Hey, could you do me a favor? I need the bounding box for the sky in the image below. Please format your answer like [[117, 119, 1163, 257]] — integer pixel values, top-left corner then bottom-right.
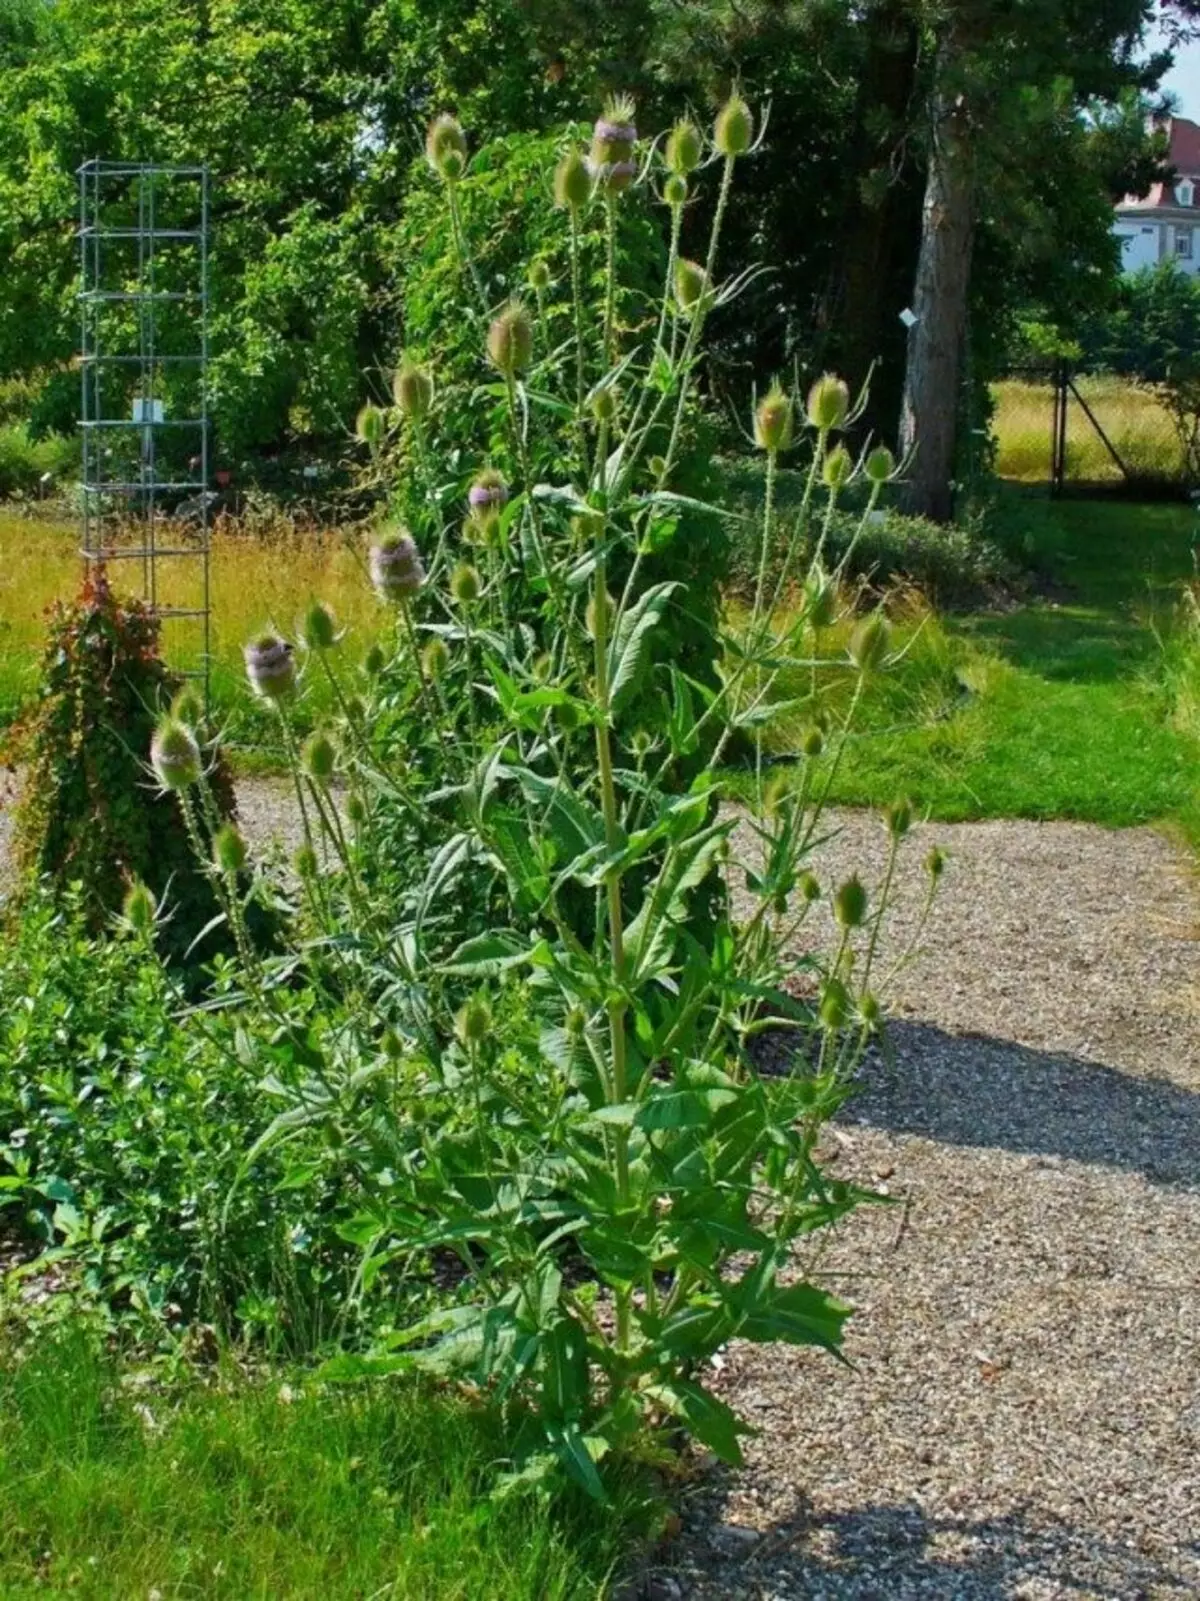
[[1152, 22, 1200, 116]]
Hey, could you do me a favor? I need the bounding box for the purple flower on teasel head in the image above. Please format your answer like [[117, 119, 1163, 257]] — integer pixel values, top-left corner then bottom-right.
[[244, 633, 297, 700], [468, 469, 508, 513], [590, 94, 638, 193], [369, 531, 425, 601]]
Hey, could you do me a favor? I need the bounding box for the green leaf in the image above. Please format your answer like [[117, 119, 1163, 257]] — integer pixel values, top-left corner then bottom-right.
[[637, 1087, 738, 1131], [442, 930, 534, 975], [643, 1378, 749, 1465], [541, 1317, 590, 1421], [545, 1421, 609, 1501], [734, 1279, 853, 1355], [608, 582, 680, 711]]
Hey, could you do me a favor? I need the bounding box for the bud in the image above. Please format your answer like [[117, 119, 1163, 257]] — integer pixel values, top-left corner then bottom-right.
[[343, 694, 365, 725], [674, 258, 709, 314], [802, 726, 824, 758], [346, 792, 367, 827], [926, 845, 946, 881], [754, 383, 794, 453], [819, 979, 850, 1031], [381, 1027, 404, 1060], [150, 718, 202, 790], [804, 567, 836, 629], [213, 823, 248, 875], [666, 118, 703, 175], [860, 992, 882, 1031], [799, 871, 821, 903], [865, 444, 896, 485], [450, 562, 481, 605], [807, 373, 850, 433], [421, 637, 450, 679], [487, 301, 534, 376], [122, 880, 157, 935], [370, 531, 425, 601], [554, 699, 581, 732], [586, 588, 614, 639], [356, 402, 385, 451], [244, 633, 297, 700], [455, 994, 492, 1046], [528, 259, 552, 293], [425, 113, 467, 181], [590, 385, 617, 423], [849, 614, 891, 673], [303, 601, 337, 652], [565, 1005, 587, 1037], [834, 874, 868, 929], [554, 148, 593, 211], [590, 94, 638, 193], [714, 95, 753, 158], [663, 173, 688, 208], [293, 844, 318, 879], [302, 731, 336, 784], [364, 643, 386, 677], [822, 444, 854, 491], [648, 454, 667, 480], [392, 358, 433, 420], [170, 684, 204, 727], [885, 798, 912, 839]]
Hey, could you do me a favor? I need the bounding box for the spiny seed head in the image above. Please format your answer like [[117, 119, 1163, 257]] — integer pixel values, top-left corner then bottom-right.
[[754, 382, 794, 453], [364, 643, 385, 677], [674, 257, 709, 314], [571, 509, 604, 544], [822, 443, 855, 491], [293, 844, 318, 879], [799, 871, 821, 903], [663, 172, 688, 208], [303, 601, 337, 651], [421, 636, 450, 678], [802, 725, 824, 758], [346, 792, 366, 826], [122, 880, 157, 934], [213, 822, 248, 874], [393, 357, 434, 420], [714, 94, 754, 157], [425, 113, 467, 181], [381, 1027, 404, 1060], [370, 530, 425, 601], [565, 1004, 588, 1037], [820, 979, 850, 1031], [356, 402, 385, 450], [528, 259, 551, 292], [807, 373, 850, 433], [554, 147, 593, 211], [666, 118, 703, 175], [849, 614, 891, 673], [244, 633, 297, 699], [302, 731, 337, 784], [860, 992, 882, 1030], [586, 588, 614, 639], [804, 567, 836, 629], [648, 454, 667, 480], [468, 467, 508, 523], [590, 94, 638, 191], [487, 301, 534, 376], [170, 685, 204, 727], [343, 694, 365, 725], [450, 562, 481, 605], [926, 845, 946, 880], [455, 994, 492, 1045], [591, 385, 618, 423], [885, 798, 912, 839], [834, 874, 868, 928], [865, 444, 896, 485], [150, 718, 202, 790]]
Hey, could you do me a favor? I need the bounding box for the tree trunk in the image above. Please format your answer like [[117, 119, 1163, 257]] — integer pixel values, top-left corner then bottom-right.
[[899, 68, 976, 523]]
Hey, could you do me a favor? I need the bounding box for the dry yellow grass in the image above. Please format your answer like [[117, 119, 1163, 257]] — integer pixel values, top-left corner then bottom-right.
[[992, 376, 1185, 483]]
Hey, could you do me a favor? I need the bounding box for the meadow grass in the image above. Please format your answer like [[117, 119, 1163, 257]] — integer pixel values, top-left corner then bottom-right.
[[0, 1335, 640, 1600], [753, 496, 1200, 841], [991, 375, 1184, 484]]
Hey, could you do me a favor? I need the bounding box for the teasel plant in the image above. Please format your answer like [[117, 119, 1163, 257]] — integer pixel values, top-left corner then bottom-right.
[[164, 94, 941, 1497]]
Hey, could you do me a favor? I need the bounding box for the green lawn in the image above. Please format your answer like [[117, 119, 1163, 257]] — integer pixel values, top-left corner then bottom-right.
[[764, 497, 1200, 839], [0, 1337, 638, 1600]]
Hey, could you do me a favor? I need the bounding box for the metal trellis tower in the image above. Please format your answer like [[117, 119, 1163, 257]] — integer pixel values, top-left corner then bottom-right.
[[78, 160, 211, 699]]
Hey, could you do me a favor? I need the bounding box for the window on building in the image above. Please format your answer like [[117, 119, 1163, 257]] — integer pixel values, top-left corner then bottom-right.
[[1177, 227, 1194, 259], [1178, 179, 1195, 206]]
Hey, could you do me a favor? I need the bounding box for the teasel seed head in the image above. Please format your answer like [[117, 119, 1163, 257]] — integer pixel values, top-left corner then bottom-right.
[[590, 94, 638, 192], [865, 444, 896, 485], [926, 845, 946, 881], [150, 718, 202, 790], [450, 562, 481, 605], [421, 636, 450, 679], [834, 873, 868, 929], [369, 530, 425, 601], [802, 725, 824, 758], [860, 991, 882, 1031], [673, 257, 709, 314], [663, 172, 688, 208], [666, 117, 703, 175], [804, 566, 836, 629], [213, 822, 248, 875], [849, 614, 891, 673], [799, 871, 821, 903], [302, 731, 337, 784], [885, 798, 912, 839], [754, 382, 794, 453], [714, 94, 754, 157], [122, 880, 157, 935], [455, 993, 493, 1045], [807, 372, 850, 433], [528, 258, 552, 293], [244, 633, 297, 700], [170, 684, 204, 727], [822, 443, 855, 491], [381, 1027, 404, 1060], [591, 385, 618, 423], [393, 357, 434, 420], [346, 792, 367, 827], [487, 300, 534, 376], [293, 844, 318, 879], [356, 402, 385, 451], [554, 147, 593, 211], [425, 113, 467, 181], [819, 978, 850, 1031], [363, 643, 386, 677], [303, 601, 337, 651]]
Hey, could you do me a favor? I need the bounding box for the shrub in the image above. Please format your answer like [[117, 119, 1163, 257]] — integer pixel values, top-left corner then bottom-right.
[[8, 569, 245, 968], [0, 423, 74, 500], [166, 97, 937, 1495]]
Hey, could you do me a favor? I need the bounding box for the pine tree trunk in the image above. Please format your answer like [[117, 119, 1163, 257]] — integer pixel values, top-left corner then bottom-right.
[[899, 74, 975, 523]]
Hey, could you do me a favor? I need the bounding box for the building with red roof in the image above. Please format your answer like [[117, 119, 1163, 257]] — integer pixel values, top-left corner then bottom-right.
[[1114, 115, 1200, 274]]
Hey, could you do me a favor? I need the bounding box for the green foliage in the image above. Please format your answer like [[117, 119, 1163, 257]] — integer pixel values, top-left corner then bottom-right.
[[8, 570, 243, 968], [0, 1336, 640, 1599], [0, 423, 73, 499], [1078, 262, 1200, 383]]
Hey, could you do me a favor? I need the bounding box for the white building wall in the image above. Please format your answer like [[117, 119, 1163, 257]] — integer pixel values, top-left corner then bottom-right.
[[1114, 220, 1161, 273]]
